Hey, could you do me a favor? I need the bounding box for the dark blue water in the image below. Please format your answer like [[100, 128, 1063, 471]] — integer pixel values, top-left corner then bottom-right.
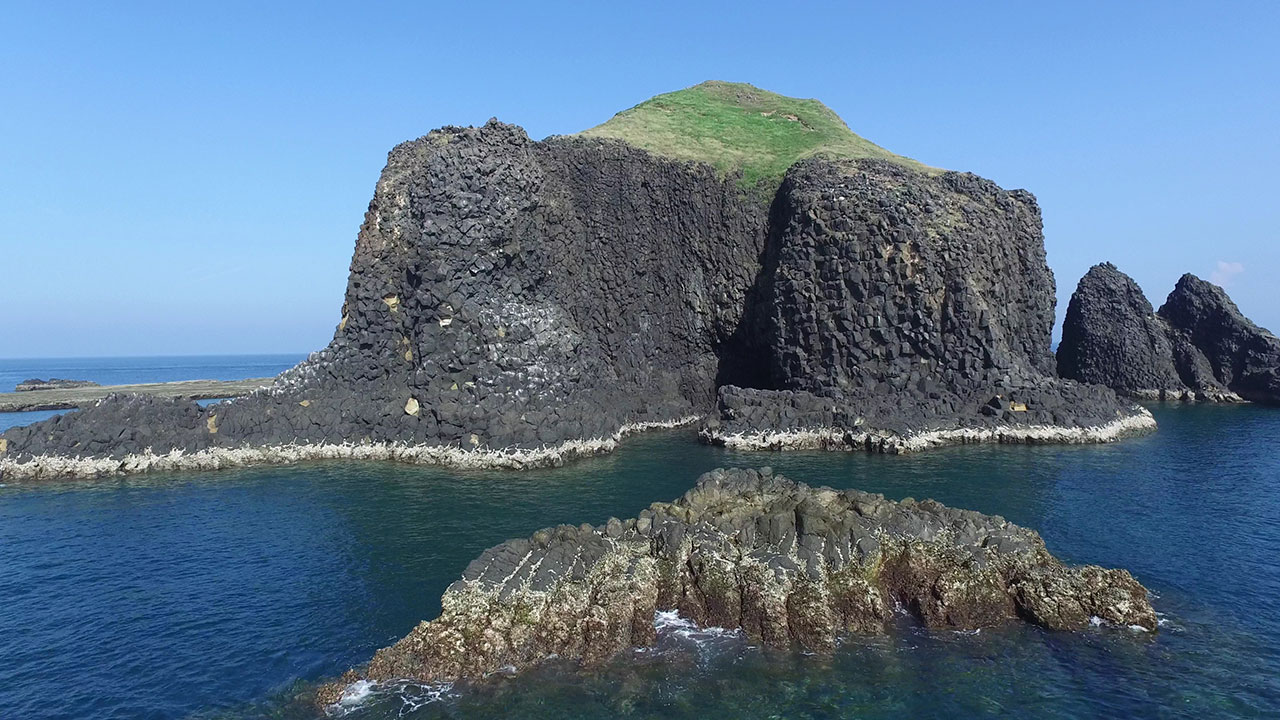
[[0, 355, 304, 432], [1, 404, 1278, 719]]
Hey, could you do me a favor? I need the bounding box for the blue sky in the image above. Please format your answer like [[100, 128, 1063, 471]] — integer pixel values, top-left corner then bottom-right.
[[1, 1, 1276, 357]]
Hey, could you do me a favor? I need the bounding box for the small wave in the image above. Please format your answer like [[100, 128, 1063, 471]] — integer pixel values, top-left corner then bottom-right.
[[338, 680, 375, 706], [390, 681, 456, 715], [653, 610, 742, 642], [327, 679, 455, 717]]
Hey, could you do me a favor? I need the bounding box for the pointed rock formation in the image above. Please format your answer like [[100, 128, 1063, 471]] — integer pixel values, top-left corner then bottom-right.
[[1159, 274, 1280, 404], [1057, 263, 1208, 399], [1058, 264, 1279, 404]]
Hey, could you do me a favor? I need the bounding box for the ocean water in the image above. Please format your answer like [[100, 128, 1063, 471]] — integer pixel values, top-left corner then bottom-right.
[[1, 403, 1278, 719], [0, 355, 304, 432]]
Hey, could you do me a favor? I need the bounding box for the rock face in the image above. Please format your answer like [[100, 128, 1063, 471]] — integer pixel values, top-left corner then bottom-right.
[[1056, 263, 1197, 398], [1, 114, 1150, 480], [316, 468, 1155, 703], [15, 378, 100, 392], [706, 161, 1145, 452], [1058, 264, 1279, 404], [1159, 274, 1280, 404]]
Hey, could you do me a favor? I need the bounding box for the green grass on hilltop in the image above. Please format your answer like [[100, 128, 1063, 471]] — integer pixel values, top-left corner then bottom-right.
[[579, 81, 932, 188]]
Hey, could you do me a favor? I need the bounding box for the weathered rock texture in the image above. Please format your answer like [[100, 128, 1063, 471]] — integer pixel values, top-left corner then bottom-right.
[[1, 119, 1149, 480], [316, 468, 1155, 703], [1058, 263, 1279, 404]]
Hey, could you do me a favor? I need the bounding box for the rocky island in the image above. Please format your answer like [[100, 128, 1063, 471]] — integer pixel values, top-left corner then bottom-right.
[[1058, 263, 1280, 404], [0, 82, 1156, 481], [316, 467, 1156, 705]]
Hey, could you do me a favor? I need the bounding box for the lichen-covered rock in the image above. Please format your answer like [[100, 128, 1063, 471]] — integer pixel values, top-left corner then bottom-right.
[[1058, 264, 1278, 404], [315, 468, 1156, 704], [2, 118, 1152, 481]]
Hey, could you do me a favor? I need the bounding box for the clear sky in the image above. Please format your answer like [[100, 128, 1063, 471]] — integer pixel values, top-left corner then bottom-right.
[[1, 1, 1276, 358]]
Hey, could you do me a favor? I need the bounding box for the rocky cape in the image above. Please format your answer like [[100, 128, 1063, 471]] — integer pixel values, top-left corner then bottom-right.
[[315, 468, 1156, 705], [1057, 263, 1280, 404], [1, 113, 1151, 480]]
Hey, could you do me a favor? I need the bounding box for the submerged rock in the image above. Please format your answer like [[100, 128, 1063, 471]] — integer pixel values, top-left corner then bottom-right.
[[1058, 264, 1279, 404], [315, 468, 1155, 704]]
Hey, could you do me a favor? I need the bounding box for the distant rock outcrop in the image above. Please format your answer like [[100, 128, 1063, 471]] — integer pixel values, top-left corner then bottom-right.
[[1058, 264, 1279, 404], [1, 86, 1153, 480], [15, 378, 99, 392], [315, 468, 1156, 704]]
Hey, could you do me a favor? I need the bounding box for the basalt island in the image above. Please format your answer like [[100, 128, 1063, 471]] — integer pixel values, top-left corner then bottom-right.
[[15, 79, 1258, 481]]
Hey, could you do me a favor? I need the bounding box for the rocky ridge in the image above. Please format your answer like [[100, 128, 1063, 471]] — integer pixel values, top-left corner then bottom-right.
[[316, 467, 1156, 705], [1, 88, 1152, 480], [1058, 263, 1279, 404]]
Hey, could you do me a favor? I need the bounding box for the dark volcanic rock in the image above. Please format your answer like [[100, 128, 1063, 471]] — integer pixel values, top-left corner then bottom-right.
[[1058, 264, 1278, 404], [1056, 263, 1197, 398], [1, 120, 1150, 479], [15, 378, 100, 392], [706, 161, 1145, 450], [1159, 274, 1280, 404], [315, 468, 1156, 704]]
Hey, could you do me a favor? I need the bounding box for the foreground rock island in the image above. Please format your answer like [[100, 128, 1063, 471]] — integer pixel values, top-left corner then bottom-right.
[[316, 468, 1156, 704], [1058, 263, 1280, 404], [0, 82, 1152, 480]]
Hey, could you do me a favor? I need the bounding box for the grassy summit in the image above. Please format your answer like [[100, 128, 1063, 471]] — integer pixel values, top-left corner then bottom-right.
[[579, 81, 931, 188]]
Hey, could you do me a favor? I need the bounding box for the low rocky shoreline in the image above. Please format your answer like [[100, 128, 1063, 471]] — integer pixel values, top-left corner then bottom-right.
[[0, 378, 271, 412], [0, 410, 1158, 482], [14, 378, 100, 392], [315, 467, 1156, 706]]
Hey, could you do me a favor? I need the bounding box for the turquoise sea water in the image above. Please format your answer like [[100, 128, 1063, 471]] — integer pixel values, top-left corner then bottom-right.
[[2, 398, 1278, 718]]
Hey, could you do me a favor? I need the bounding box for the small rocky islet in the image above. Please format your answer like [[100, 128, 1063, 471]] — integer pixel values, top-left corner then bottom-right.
[[1, 81, 1276, 704], [316, 467, 1156, 705]]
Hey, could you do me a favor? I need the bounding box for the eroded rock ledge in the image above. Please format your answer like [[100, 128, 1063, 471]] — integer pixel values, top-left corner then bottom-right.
[[316, 467, 1155, 704]]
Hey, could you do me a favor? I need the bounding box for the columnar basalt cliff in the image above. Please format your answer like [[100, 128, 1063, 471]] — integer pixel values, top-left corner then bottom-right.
[[315, 468, 1156, 704], [0, 84, 1152, 480], [1058, 263, 1280, 404], [705, 160, 1146, 452]]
